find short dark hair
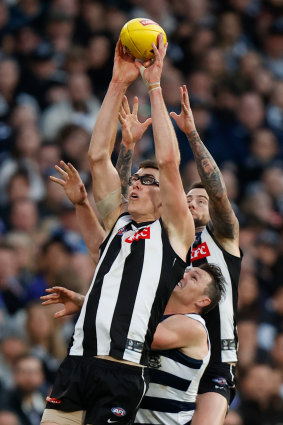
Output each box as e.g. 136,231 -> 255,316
138,159 -> 159,171
188,181 -> 205,191
199,263 -> 226,315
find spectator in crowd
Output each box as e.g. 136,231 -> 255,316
238,363 -> 283,425
41,72 -> 100,140
0,355 -> 46,425
0,335 -> 28,390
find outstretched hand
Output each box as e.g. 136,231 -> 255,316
50,161 -> 88,206
40,286 -> 84,319
119,95 -> 152,147
112,39 -> 140,86
135,33 -> 168,87
170,85 -> 196,135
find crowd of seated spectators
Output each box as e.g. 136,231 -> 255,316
0,1 -> 283,424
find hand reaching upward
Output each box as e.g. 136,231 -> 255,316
135,33 -> 168,88
50,161 -> 88,206
170,85 -> 196,135
112,39 -> 140,86
119,95 -> 152,147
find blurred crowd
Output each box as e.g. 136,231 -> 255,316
0,0 -> 283,424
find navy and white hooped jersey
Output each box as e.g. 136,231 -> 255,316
190,226 -> 242,363
69,213 -> 187,365
135,314 -> 210,425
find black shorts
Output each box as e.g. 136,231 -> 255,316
45,355 -> 149,425
198,362 -> 236,405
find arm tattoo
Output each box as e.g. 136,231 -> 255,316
116,143 -> 134,199
187,130 -> 237,238
187,130 -> 225,199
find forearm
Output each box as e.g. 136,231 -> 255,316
75,199 -> 105,265
88,80 -> 128,163
186,130 -> 226,201
150,89 -> 180,166
116,141 -> 134,199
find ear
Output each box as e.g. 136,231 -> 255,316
196,296 -> 211,310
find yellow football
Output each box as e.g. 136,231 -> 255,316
120,18 -> 167,61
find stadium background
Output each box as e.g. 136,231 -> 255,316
0,0 -> 283,424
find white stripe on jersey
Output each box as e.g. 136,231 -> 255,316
69,215 -> 131,356
201,228 -> 236,363
124,220 -> 163,362
96,228 -> 133,355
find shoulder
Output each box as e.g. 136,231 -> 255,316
164,314 -> 206,340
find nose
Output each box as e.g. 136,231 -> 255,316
132,179 -> 141,190
188,200 -> 195,210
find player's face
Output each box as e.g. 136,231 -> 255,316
128,168 -> 162,221
186,188 -> 210,228
174,267 -> 211,307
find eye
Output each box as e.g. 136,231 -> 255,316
143,177 -> 152,184
142,175 -> 155,185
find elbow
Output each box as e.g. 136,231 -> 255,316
88,150 -> 108,166
157,156 -> 180,169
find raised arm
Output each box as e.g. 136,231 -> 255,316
50,161 -> 105,266
135,36 -> 194,261
88,40 -> 140,233
116,95 -> 152,199
170,85 -> 240,255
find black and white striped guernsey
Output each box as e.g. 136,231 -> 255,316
190,226 -> 242,363
135,314 -> 210,425
69,213 -> 187,365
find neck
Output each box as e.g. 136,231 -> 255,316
130,211 -> 160,223
164,296 -> 198,315
195,225 -> 206,233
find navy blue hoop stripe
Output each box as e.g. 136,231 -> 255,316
140,396 -> 196,413
149,368 -> 191,391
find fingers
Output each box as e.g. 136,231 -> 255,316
54,309 -> 67,319
170,111 -> 178,122
132,97 -> 138,116
151,42 -> 160,61
50,176 -> 65,187
122,95 -> 131,115
183,85 -> 190,107
119,103 -> 126,120
40,293 -> 60,300
54,164 -> 68,180
142,117 -> 152,130
116,39 -> 123,57
45,286 -> 64,292
153,33 -> 167,61
40,291 -> 60,303
65,162 -> 78,177
135,60 -> 144,74
118,112 -> 126,126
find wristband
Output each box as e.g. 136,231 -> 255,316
148,84 -> 161,94
139,65 -> 160,90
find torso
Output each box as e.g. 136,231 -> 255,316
135,313 -> 210,424
190,226 -> 242,364
69,213 -> 186,365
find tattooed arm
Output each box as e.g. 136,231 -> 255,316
171,86 -> 240,254
116,95 -> 152,199
116,141 -> 135,200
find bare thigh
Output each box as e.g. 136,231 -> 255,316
191,392 -> 228,425
41,409 -> 85,425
